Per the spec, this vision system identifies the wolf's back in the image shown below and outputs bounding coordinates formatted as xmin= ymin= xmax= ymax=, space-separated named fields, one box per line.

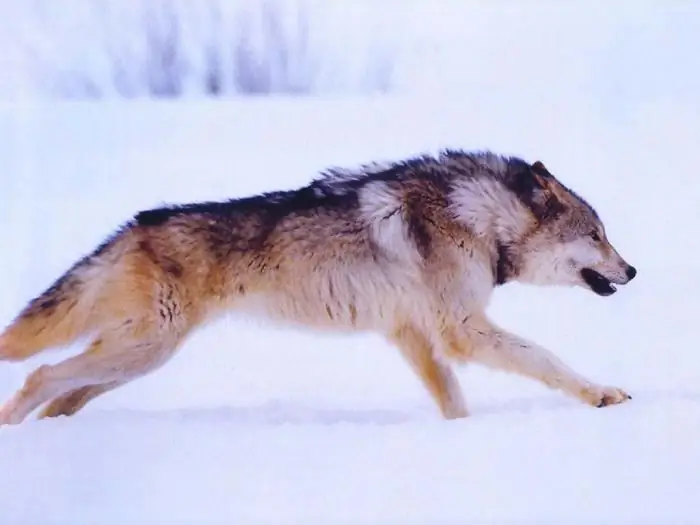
xmin=0 ymin=227 xmax=131 ymax=361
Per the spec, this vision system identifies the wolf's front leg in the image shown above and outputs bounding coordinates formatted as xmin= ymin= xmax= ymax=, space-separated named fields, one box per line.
xmin=389 ymin=322 xmax=468 ymax=419
xmin=444 ymin=316 xmax=631 ymax=408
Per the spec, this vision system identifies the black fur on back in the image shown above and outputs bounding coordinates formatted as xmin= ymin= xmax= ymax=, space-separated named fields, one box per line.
xmin=134 ymin=188 xmax=332 ymax=228
xmin=134 ymin=149 xmax=521 ymax=229
xmin=134 ymin=186 xmax=365 ymax=260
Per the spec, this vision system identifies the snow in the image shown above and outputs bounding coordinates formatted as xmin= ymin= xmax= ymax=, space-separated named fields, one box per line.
xmin=4 ymin=400 xmax=699 ymax=524
xmin=1 ymin=96 xmax=699 ymax=524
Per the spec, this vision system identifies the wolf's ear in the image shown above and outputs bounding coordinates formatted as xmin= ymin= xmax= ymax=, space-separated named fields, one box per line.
xmin=505 ymin=163 xmax=548 ymax=197
xmin=530 ymin=160 xmax=552 ymax=187
xmin=505 ymin=162 xmax=564 ymax=222
xmin=531 ymin=160 xmax=548 ymax=173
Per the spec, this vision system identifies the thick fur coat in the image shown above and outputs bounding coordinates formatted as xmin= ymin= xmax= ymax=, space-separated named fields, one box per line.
xmin=0 ymin=150 xmax=637 ymax=424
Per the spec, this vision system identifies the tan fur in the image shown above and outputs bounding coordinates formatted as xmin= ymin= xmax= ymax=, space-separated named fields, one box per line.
xmin=0 ymin=151 xmax=636 ymax=425
xmin=391 ymin=322 xmax=467 ymax=419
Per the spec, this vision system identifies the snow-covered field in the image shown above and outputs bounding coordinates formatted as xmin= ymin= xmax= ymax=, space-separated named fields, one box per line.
xmin=1 ymin=95 xmax=699 ymax=524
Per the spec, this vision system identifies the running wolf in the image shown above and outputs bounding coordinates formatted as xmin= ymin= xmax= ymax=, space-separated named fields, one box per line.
xmin=0 ymin=150 xmax=637 ymax=424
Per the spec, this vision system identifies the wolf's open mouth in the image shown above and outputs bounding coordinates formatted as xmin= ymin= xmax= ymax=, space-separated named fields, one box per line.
xmin=580 ymin=268 xmax=617 ymax=296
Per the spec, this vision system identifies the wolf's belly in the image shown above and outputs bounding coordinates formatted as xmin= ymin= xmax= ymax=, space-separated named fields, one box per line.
xmin=235 ymin=266 xmax=434 ymax=333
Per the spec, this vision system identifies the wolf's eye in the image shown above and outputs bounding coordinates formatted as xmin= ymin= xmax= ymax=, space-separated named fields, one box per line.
xmin=590 ymin=231 xmax=601 ymax=242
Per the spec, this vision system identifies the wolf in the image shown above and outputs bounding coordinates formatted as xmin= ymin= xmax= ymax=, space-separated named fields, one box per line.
xmin=0 ymin=150 xmax=637 ymax=425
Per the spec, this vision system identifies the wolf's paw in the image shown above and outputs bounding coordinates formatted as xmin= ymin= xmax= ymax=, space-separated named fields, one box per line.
xmin=586 ymin=385 xmax=632 ymax=408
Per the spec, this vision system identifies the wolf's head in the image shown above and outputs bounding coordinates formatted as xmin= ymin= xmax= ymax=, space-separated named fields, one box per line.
xmin=498 ymin=159 xmax=636 ymax=296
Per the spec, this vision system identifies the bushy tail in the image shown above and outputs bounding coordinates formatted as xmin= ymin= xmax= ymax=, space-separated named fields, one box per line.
xmin=0 ymin=235 xmax=123 ymax=362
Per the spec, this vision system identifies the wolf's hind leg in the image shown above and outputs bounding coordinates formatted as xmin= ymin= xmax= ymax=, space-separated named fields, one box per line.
xmin=37 ymin=381 xmax=123 ymax=419
xmin=390 ymin=323 xmax=467 ymax=419
xmin=0 ymin=319 xmax=185 ymax=425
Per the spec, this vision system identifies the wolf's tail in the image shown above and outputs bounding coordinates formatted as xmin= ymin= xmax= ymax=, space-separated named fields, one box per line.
xmin=0 ymin=230 xmax=127 ymax=362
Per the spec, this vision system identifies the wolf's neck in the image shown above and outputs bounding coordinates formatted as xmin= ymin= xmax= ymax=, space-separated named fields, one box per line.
xmin=449 ymin=177 xmax=532 ymax=246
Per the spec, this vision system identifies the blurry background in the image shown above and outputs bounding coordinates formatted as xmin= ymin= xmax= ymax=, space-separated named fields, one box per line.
xmin=1 ymin=0 xmax=697 ymax=106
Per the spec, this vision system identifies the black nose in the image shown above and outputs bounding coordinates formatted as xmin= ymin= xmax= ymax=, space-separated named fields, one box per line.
xmin=626 ymin=265 xmax=637 ymax=281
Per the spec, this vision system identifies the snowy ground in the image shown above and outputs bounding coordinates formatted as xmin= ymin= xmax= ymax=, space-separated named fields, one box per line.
xmin=1 ymin=96 xmax=700 ymax=523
